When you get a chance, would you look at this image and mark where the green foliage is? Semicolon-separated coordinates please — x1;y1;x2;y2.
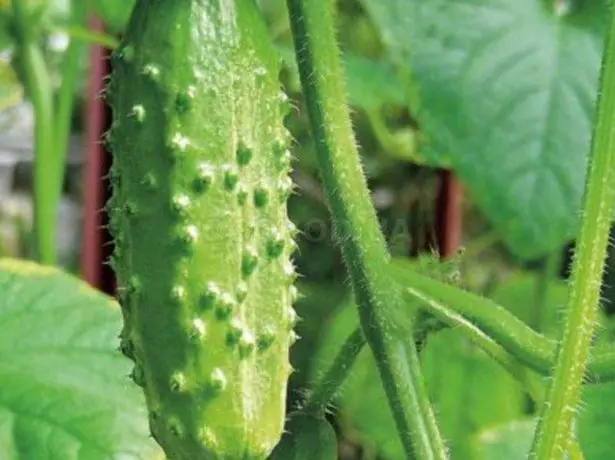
269;412;338;460
0;59;22;109
0;258;162;460
278;45;405;112
489;272;569;337
422;330;526;459
4;0;615;459
474;383;615;459
107;0;294;458
361;0;610;259
312;302;527;460
87;0;135;33
314;265;615;459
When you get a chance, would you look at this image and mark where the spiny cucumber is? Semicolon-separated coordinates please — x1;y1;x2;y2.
106;0;296;458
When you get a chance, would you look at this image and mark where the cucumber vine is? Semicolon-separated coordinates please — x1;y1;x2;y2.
286;0;447;458
530;8;615;459
8;0;615;459
9;0;87;264
284;2;615;460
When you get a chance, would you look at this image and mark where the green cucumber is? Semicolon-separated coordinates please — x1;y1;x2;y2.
106;0;296;458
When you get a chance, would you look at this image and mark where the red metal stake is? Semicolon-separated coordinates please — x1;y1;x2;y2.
80;18;115;294
435;170;463;258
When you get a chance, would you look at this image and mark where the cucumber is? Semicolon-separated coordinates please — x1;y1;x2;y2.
106;0;296;458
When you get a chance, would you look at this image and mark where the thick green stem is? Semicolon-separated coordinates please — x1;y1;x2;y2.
285;1;447;458
304;327;365;416
12;0;55;264
530;10;615;460
51;0;86;223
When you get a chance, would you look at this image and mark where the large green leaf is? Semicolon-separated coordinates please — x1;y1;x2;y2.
362;0;609;258
0;259;163;460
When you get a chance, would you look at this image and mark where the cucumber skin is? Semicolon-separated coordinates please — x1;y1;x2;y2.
106;1;296;458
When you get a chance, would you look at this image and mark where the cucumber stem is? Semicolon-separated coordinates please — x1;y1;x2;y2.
11;0;56;264
530;8;615;459
51;0;87;228
303;327;365;416
285;1;447;458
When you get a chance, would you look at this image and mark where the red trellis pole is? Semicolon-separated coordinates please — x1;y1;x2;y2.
435;170;463;258
80;18;115;295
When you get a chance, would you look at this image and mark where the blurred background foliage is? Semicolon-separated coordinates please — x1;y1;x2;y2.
1;0;615;459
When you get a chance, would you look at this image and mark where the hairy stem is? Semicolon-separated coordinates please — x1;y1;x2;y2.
285;1;447;458
530;9;615;460
304;327;365;416
51;0;86;223
389;261;615;382
11;0;55;264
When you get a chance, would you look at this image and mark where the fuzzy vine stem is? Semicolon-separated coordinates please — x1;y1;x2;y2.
11;0;55;264
51;0;86;226
303;327;365;416
389;262;615;382
530;9;615;460
285;1;447;458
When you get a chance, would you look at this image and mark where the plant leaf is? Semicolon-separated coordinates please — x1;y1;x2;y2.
488;272;569;337
87;0;135;33
473;418;535;460
312;301;524;459
269;412;337;460
577;383;615;459
0;259;163;460
362;0;609;258
473;383;615;459
422;329;525;459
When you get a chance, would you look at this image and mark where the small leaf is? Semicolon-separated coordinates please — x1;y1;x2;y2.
0;259;163;460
